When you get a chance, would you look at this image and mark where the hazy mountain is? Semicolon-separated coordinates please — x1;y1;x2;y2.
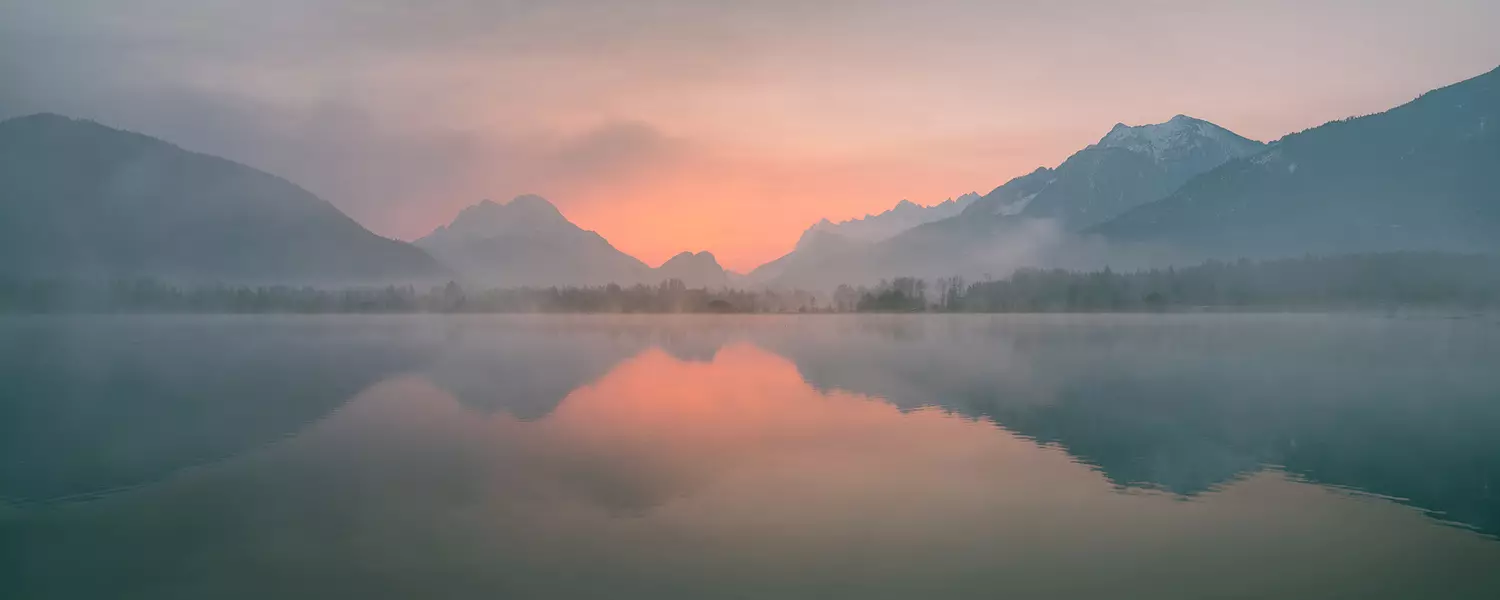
656;251;732;288
1093;66;1500;258
757;116;1262;287
963;115;1265;229
748;227;869;284
0;114;445;283
416;196;741;289
416;195;652;287
767;215;1098;290
748;194;977;284
808;193;979;243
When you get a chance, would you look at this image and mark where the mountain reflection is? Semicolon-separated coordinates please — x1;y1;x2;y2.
418;314;1500;538
6;330;1500;599
422;315;741;419
0;316;437;502
756;315;1500;536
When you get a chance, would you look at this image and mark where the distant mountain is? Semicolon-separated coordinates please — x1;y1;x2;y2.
416;196;744;289
749;228;868;284
748;193;978;283
0;113;445;283
656;251;731;288
963;115;1265;229
1093;66;1500;258
808;193;979;243
756;116;1263;287
415;195;652;287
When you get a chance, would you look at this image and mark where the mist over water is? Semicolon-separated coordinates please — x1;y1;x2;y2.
4;4;1499;599
3;314;1499;599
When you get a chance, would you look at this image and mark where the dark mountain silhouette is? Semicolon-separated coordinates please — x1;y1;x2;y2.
0;114;445;283
415;195;653;287
1093;66;1500;258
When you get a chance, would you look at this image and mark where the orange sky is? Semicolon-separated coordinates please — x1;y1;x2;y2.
535;136;1077;271
5;1;1500;271
303;0;1500;271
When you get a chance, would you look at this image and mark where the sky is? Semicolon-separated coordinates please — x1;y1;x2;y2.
3;1;1499;271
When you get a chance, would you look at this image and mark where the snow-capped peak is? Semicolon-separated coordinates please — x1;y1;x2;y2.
1097;115;1262;161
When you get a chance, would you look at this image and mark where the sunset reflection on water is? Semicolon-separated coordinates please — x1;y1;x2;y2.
6;316;1500;599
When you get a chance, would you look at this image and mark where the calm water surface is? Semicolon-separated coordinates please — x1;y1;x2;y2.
3;314;1500;599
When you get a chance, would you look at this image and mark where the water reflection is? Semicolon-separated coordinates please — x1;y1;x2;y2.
759;315;1500;534
0;316;437;502
3;315;1500;598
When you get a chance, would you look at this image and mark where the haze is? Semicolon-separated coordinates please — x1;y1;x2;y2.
3;0;1498;270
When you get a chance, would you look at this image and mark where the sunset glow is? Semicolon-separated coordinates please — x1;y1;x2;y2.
7;2;1500;597
4;1;1499;271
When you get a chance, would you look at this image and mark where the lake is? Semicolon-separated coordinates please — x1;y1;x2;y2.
3;314;1500;599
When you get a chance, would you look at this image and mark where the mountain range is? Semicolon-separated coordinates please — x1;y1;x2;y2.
415;195;739;288
3;65;1497;290
0;115;739;288
807;193;979;243
963;115;1265;228
1093;66;1500;257
756;66;1500;288
0;114;445;284
754;115;1268;287
749;193;978;282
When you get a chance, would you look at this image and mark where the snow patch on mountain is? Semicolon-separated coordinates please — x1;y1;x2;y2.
995;180;1053;216
1098;114;1263;161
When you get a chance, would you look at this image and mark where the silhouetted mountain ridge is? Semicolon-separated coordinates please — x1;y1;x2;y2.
0;113;446;283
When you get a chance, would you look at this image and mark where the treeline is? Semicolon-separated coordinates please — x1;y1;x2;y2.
842;253;1500;312
2;253;1498;314
0;278;820;314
